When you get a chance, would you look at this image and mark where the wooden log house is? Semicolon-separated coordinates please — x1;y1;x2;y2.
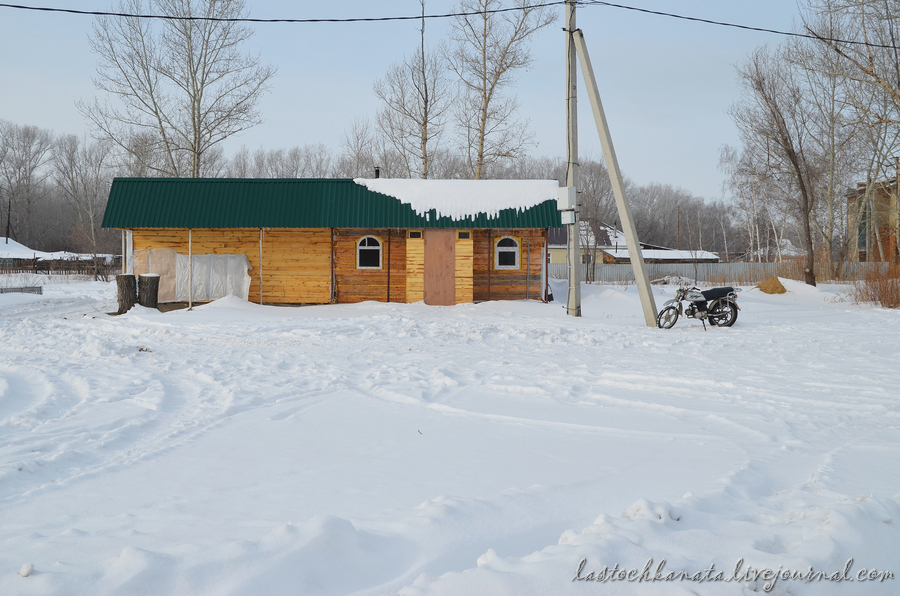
102;178;561;306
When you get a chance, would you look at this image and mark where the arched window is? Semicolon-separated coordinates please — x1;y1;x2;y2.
495;236;519;270
357;236;382;269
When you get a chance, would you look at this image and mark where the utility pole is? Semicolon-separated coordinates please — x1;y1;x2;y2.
573;29;658;326
565;0;581;317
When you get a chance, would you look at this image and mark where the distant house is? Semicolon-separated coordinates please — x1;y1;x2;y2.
847;179;899;262
102;178;561;305
548;222;720;265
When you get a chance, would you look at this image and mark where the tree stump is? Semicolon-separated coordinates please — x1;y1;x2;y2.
116;274;137;314
138;274;160;309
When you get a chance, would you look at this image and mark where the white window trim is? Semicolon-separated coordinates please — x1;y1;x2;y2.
357;236;383;269
494;236;520;270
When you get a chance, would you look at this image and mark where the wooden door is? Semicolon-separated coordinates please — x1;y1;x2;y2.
424;229;456;305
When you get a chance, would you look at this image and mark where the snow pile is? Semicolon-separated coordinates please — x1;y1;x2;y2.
353;178;558;219
0;237;99;261
0;278;898;595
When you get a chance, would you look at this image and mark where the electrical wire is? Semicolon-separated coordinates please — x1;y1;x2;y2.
0;1;566;23
0;0;898;50
582;0;899;50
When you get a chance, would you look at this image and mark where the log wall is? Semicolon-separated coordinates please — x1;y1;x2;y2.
132;227;546;305
132;228;331;304
261;229;331;304
333;229;407;303
473;228;546;301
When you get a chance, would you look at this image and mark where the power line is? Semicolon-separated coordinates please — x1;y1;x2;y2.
582;1;900;50
1;0;899;50
0;1;566;23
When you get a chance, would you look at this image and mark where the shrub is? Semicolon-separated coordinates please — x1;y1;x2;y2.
850;264;900;308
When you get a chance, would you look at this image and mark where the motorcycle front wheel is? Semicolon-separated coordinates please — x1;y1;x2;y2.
657;306;679;329
708;300;738;327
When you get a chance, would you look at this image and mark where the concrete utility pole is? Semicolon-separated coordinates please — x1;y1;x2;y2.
573;29;658;326
564;0;581;317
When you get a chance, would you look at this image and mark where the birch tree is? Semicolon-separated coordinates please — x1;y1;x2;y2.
81;0;275;178
448;0;554;179
52;135;118;273
374;1;452;179
0;121;53;246
732;47;820;285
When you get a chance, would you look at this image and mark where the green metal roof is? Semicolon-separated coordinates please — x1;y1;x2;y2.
102;178;561;229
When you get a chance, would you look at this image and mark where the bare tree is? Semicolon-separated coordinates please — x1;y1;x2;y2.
52;135;119;275
577;158;618;280
732;47;819;285
806;0;900;122
81;0;275;178
0;120;54;246
448;0;554;179
374;1;453;179
803;0;900;263
334;118;406;179
720;145;774;261
226;144;334;178
787;5;861;273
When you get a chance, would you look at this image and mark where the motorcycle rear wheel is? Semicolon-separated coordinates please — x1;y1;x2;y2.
657;306;679;329
708;300;738;327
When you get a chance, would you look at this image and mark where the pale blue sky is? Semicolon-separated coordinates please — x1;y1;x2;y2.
0;1;802;198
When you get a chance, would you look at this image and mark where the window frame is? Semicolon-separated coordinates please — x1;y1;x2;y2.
356;235;383;269
494;236;520;270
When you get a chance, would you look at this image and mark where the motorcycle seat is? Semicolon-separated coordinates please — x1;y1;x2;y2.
700;287;735;301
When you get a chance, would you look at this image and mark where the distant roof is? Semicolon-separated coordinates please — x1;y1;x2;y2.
548;222;720;262
549;222;663;249
602;248;720;262
103;178;562;230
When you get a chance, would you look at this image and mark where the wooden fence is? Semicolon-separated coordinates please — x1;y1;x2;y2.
548;261;889;284
0;257;122;278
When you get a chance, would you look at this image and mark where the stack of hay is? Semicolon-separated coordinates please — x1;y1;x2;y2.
757;277;787;294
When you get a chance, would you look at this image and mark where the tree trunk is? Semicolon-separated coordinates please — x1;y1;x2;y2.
138;274;160;309
116;274;137;314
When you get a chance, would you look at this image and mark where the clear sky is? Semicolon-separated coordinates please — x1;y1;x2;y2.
0;1;803;199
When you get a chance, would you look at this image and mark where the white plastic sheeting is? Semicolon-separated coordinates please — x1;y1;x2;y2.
175;254;252;302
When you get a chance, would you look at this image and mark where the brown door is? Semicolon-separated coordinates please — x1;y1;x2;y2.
424;229;456;305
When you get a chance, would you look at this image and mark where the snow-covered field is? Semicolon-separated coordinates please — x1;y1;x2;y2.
0;278;897;595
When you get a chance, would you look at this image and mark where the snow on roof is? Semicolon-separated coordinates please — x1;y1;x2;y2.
0;238;98;261
353;178;558;220
603;248;720;261
548;223;720;261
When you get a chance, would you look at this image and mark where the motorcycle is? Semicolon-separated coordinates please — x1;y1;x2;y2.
656;286;741;329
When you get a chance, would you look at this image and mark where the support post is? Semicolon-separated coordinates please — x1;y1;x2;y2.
573;29;658;326
259;228;264;305
565;0;581;316
330;228;336;303
387;229;392;303
526;239;531;300
487;228;493;301
188;228;193;310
